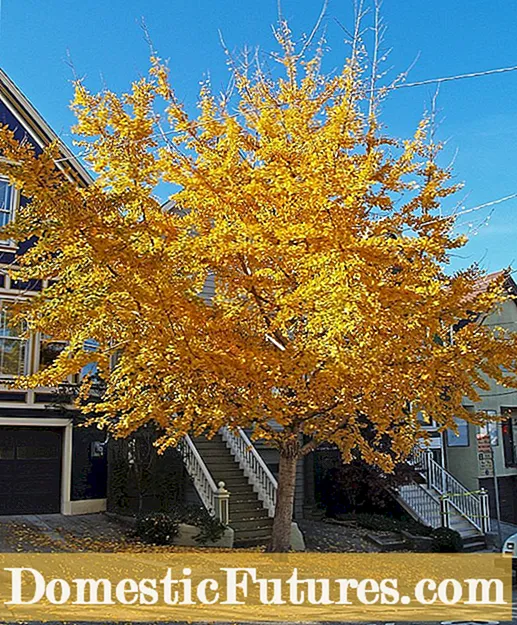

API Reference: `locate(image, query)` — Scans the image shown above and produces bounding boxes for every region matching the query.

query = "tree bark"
[268,450,298,552]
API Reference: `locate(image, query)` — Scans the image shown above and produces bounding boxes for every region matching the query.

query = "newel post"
[214,481,230,525]
[480,488,491,534]
[440,494,450,528]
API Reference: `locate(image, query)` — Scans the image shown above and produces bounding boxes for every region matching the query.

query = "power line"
[394,63,517,90]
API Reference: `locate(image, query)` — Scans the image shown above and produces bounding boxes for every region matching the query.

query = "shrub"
[174,504,227,544]
[316,448,418,516]
[135,505,227,546]
[135,512,179,545]
[338,512,432,537]
[429,527,463,553]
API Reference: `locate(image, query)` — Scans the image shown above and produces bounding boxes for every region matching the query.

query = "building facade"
[0,69,107,515]
[444,271,517,524]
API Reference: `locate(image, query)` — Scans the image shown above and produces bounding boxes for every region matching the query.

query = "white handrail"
[220,427,278,517]
[409,448,490,533]
[179,435,229,523]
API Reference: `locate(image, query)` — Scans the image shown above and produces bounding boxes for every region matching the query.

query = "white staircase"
[398,448,490,547]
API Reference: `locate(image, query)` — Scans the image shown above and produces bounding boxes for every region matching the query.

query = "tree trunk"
[268,450,298,552]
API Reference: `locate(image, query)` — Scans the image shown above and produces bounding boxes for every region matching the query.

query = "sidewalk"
[487,518,517,548]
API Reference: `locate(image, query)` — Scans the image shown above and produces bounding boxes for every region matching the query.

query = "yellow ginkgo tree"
[0,23,516,551]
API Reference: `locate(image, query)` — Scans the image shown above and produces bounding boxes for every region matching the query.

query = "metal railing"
[409,448,491,533]
[398,483,443,528]
[179,435,230,524]
[221,426,278,517]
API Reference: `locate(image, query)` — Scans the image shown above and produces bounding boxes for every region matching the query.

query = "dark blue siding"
[0,101,41,153]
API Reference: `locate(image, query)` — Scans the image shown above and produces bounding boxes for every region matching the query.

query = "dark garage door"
[0,427,62,514]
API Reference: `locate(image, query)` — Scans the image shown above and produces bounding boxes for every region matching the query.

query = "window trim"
[0,177,18,250]
[0,300,29,378]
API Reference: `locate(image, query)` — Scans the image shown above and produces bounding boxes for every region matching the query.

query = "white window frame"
[0,300,29,378]
[0,177,18,248]
[0,179,13,227]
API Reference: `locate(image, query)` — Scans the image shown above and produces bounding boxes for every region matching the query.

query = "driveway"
[0,512,130,552]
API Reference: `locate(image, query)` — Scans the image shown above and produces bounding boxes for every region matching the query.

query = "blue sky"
[1,0,516,273]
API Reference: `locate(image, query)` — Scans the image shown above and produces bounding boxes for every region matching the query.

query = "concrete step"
[228,491,261,500]
[194,440,230,447]
[210,472,246,483]
[234,526,274,539]
[234,537,270,548]
[192,440,229,450]
[199,450,233,458]
[230,500,264,510]
[218,477,252,486]
[230,499,263,509]
[202,457,238,466]
[209,468,246,477]
[230,510,269,522]
[231,516,274,528]
[225,482,257,498]
[462,534,487,552]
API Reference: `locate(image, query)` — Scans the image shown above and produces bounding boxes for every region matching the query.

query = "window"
[501,408,517,467]
[79,339,98,380]
[0,180,14,228]
[479,410,499,446]
[0,304,27,376]
[416,411,437,427]
[446,417,470,447]
[39,338,66,369]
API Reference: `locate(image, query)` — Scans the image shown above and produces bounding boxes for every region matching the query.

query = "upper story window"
[0,304,27,377]
[39,337,66,369]
[0,180,14,228]
[446,417,470,447]
[479,410,499,447]
[416,411,437,428]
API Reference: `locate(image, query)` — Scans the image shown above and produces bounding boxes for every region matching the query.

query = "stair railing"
[220,426,278,517]
[410,448,490,533]
[398,482,443,528]
[179,435,230,524]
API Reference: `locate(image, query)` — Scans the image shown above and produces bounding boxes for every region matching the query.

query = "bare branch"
[457,192,517,218]
[368,0,383,117]
[297,0,329,59]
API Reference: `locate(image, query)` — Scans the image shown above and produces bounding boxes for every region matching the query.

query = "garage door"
[0,427,62,514]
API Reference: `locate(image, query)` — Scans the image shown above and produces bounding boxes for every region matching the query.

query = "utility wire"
[394,64,517,90]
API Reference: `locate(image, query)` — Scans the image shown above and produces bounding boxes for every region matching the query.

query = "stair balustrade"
[179,435,230,524]
[398,483,443,528]
[220,427,278,517]
[408,448,491,534]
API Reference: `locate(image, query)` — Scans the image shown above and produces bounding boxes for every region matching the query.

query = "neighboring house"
[398,270,517,548]
[444,270,517,525]
[0,70,108,516]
